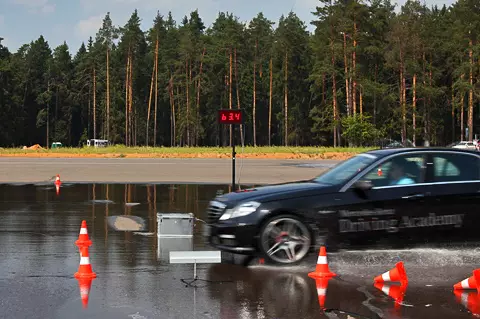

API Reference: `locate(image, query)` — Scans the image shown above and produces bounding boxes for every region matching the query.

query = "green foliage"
[341,114,383,146]
[1,2,480,148]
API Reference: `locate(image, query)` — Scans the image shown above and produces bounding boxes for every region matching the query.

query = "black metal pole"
[232,124,236,191]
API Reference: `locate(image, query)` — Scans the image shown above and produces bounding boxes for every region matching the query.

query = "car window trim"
[372,179,480,190]
[339,150,480,192]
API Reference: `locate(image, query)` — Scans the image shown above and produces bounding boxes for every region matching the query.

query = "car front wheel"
[258,215,312,265]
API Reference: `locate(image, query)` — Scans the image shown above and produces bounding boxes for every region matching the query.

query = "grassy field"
[0,145,373,159]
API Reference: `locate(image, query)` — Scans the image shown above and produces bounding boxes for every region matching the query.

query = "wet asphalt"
[0,183,479,319]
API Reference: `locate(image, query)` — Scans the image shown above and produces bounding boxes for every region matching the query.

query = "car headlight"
[219,201,261,221]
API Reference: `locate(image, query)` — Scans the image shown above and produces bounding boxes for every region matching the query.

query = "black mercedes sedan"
[206,148,480,264]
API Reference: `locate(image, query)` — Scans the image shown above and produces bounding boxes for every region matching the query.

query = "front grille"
[207,200,227,223]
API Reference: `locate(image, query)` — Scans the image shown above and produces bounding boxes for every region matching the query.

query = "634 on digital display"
[217,109,244,125]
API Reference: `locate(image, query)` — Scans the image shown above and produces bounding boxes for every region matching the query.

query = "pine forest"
[1,0,480,148]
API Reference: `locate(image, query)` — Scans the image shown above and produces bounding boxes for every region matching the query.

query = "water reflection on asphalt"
[0,183,479,319]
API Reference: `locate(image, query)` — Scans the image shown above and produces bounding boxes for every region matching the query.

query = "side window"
[362,154,424,187]
[432,153,479,182]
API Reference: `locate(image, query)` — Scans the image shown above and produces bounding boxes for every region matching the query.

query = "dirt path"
[0,157,340,184]
[0,151,357,160]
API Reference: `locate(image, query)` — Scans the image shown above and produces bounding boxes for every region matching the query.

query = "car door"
[327,152,429,249]
[420,151,480,244]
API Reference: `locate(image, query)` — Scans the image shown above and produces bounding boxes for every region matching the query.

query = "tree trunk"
[331,38,338,147]
[268,58,273,146]
[400,47,406,145]
[154,36,159,147]
[343,32,350,116]
[169,75,175,146]
[373,63,377,125]
[125,52,130,146]
[451,85,455,143]
[322,73,326,104]
[461,74,465,140]
[359,86,363,115]
[146,61,155,146]
[185,58,190,146]
[402,75,406,143]
[423,50,427,143]
[234,48,242,141]
[229,49,233,147]
[93,66,96,139]
[106,47,110,141]
[88,81,91,138]
[352,18,357,115]
[46,79,50,148]
[197,47,206,146]
[413,74,417,146]
[468,37,474,141]
[428,56,433,143]
[284,51,288,146]
[189,59,192,145]
[129,52,134,146]
[253,40,257,146]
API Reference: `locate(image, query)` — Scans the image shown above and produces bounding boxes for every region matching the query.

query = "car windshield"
[312,154,377,185]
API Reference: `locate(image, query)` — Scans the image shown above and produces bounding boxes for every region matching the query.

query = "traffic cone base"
[374,261,408,284]
[74,247,96,279]
[308,246,336,278]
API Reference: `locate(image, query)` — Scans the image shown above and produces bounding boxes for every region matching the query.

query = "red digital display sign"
[218,109,244,125]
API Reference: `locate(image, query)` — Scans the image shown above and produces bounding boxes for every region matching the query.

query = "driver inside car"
[388,157,416,185]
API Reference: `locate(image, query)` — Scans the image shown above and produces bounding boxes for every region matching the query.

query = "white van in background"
[86,139,109,148]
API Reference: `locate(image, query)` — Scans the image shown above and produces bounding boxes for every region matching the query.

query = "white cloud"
[1,37,10,48]
[75,15,104,39]
[296,0,321,10]
[12,0,55,14]
[0,15,4,27]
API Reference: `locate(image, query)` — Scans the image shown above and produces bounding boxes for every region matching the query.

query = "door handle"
[402,193,424,199]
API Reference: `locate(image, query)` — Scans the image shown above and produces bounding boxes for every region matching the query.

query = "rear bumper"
[207,222,258,255]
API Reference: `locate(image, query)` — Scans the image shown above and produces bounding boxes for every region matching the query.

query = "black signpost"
[217,109,244,191]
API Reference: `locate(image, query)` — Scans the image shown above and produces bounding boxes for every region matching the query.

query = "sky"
[0,0,456,54]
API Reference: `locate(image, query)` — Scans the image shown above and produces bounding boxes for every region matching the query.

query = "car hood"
[213,180,337,206]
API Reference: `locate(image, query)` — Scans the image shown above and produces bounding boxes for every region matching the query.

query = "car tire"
[258,214,313,265]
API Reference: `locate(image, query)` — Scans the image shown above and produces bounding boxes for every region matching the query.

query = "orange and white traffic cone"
[75,220,92,248]
[374,262,408,285]
[454,290,480,316]
[374,282,408,307]
[77,278,94,309]
[453,269,479,291]
[54,175,61,196]
[308,246,336,279]
[453,275,476,290]
[314,277,332,310]
[475,269,480,293]
[74,246,97,279]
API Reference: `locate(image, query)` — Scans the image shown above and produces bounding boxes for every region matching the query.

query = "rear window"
[432,153,480,182]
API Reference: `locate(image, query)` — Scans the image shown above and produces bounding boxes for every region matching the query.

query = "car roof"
[364,147,480,158]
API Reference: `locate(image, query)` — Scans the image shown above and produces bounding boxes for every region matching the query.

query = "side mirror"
[352,180,373,199]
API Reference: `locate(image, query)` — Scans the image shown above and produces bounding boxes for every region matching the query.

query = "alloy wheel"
[260,216,311,264]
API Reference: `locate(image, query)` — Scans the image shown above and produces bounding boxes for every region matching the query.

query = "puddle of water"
[0,183,477,319]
